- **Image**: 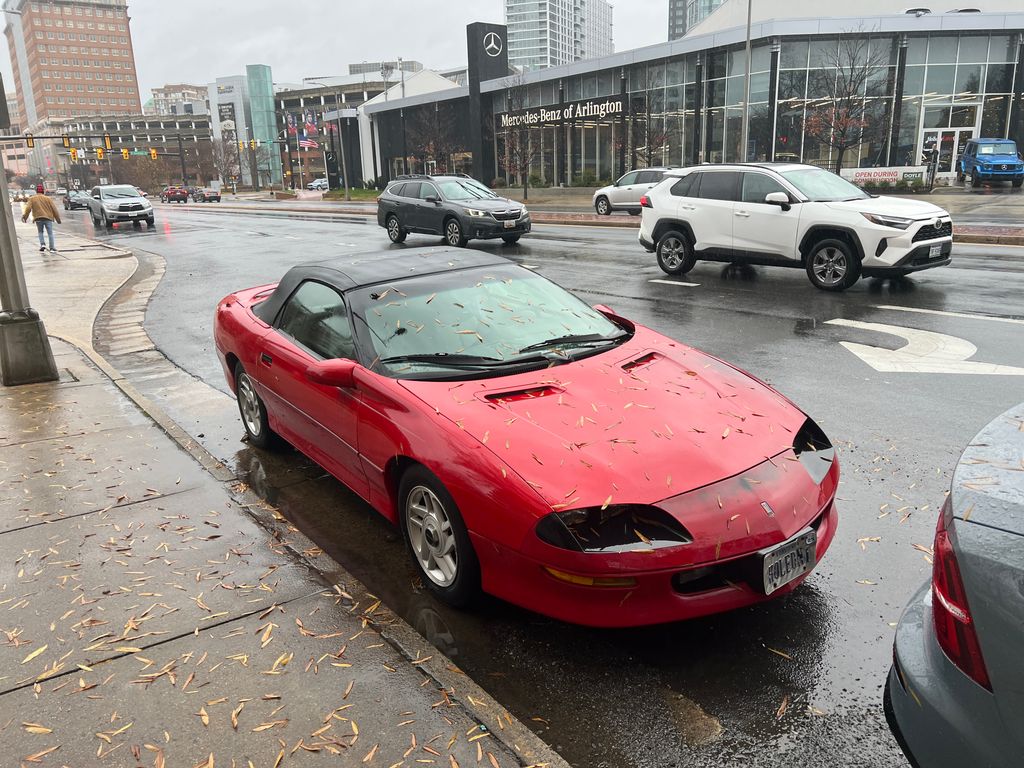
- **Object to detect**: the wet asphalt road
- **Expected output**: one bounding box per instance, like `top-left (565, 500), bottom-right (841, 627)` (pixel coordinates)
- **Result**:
top-left (70, 203), bottom-right (1024, 767)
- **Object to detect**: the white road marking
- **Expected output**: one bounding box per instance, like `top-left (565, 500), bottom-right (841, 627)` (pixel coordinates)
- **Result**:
top-left (826, 319), bottom-right (1024, 376)
top-left (874, 305), bottom-right (1024, 326)
top-left (649, 278), bottom-right (700, 288)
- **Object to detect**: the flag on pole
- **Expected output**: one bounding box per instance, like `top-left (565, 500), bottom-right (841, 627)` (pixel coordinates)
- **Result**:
top-left (299, 138), bottom-right (319, 149)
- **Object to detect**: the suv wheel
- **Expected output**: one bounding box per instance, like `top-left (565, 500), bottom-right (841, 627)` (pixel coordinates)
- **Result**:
top-left (386, 214), bottom-right (406, 243)
top-left (595, 196), bottom-right (611, 216)
top-left (971, 171), bottom-right (981, 188)
top-left (806, 238), bottom-right (860, 291)
top-left (656, 230), bottom-right (696, 276)
top-left (444, 217), bottom-right (467, 248)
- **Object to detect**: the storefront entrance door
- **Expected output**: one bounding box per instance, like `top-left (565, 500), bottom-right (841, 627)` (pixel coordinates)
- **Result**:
top-left (921, 128), bottom-right (976, 174)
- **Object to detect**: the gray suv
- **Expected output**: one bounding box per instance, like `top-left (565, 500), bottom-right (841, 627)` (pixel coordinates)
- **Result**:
top-left (87, 184), bottom-right (154, 229)
top-left (377, 175), bottom-right (531, 247)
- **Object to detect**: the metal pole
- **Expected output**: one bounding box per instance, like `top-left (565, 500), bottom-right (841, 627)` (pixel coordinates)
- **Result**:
top-left (739, 0), bottom-right (753, 162)
top-left (177, 134), bottom-right (187, 185)
top-left (337, 108), bottom-right (351, 201)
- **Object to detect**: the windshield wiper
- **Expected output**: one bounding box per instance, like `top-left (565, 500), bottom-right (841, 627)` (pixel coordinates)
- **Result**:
top-left (379, 353), bottom-right (508, 368)
top-left (518, 331), bottom-right (628, 354)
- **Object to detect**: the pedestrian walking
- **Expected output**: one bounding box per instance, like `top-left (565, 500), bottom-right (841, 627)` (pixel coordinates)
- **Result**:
top-left (22, 184), bottom-right (62, 252)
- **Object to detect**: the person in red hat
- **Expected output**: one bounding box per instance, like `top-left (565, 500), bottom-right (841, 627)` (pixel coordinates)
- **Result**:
top-left (22, 184), bottom-right (62, 252)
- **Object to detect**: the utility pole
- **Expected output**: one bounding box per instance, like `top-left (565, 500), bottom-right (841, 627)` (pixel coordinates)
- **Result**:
top-left (739, 0), bottom-right (753, 162)
top-left (176, 134), bottom-right (187, 185)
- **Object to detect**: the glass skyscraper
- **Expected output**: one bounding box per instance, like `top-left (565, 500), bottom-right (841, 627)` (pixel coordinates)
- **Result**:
top-left (505, 0), bottom-right (614, 71)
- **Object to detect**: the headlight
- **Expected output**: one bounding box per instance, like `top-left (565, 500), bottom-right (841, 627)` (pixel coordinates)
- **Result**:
top-left (860, 212), bottom-right (913, 230)
top-left (465, 208), bottom-right (489, 218)
top-left (520, 207), bottom-right (529, 218)
top-left (536, 504), bottom-right (692, 553)
top-left (103, 203), bottom-right (119, 211)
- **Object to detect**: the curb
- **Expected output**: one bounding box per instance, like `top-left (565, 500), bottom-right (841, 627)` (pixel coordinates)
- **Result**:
top-left (74, 244), bottom-right (571, 768)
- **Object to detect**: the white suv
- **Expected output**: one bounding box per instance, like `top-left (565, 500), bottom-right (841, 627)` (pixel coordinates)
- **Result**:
top-left (638, 163), bottom-right (953, 291)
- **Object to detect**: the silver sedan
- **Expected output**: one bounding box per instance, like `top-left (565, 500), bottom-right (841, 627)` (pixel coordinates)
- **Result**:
top-left (885, 401), bottom-right (1024, 767)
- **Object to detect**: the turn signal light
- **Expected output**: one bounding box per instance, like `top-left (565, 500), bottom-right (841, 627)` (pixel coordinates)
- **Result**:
top-left (543, 567), bottom-right (636, 588)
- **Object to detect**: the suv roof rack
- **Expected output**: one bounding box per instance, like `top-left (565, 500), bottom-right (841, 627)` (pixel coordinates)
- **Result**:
top-left (394, 174), bottom-right (431, 180)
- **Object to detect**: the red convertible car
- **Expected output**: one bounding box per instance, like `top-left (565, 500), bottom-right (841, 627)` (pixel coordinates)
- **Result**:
top-left (214, 248), bottom-right (838, 627)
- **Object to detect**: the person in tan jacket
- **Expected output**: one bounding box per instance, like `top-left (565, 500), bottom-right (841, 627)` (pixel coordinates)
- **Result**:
top-left (21, 184), bottom-right (62, 252)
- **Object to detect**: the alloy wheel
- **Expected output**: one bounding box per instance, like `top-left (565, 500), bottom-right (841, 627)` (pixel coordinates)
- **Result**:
top-left (660, 236), bottom-right (686, 270)
top-left (446, 221), bottom-right (462, 246)
top-left (596, 198), bottom-right (609, 215)
top-left (237, 374), bottom-right (263, 439)
top-left (405, 485), bottom-right (458, 587)
top-left (811, 246), bottom-right (847, 287)
top-left (387, 216), bottom-right (400, 240)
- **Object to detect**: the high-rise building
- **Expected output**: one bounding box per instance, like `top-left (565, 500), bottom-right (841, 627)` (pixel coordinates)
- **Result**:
top-left (686, 0), bottom-right (726, 31)
top-left (150, 84), bottom-right (209, 116)
top-left (208, 65), bottom-right (282, 187)
top-left (348, 60), bottom-right (422, 77)
top-left (3, 0), bottom-right (142, 126)
top-left (505, 0), bottom-right (613, 71)
top-left (668, 0), bottom-right (687, 39)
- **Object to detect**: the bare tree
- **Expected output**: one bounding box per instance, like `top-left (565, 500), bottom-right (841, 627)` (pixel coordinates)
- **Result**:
top-left (503, 76), bottom-right (540, 199)
top-left (408, 103), bottom-right (463, 174)
top-left (212, 138), bottom-right (241, 186)
top-left (803, 36), bottom-right (891, 173)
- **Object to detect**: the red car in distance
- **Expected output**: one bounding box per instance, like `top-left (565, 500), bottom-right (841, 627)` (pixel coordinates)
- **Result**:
top-left (213, 248), bottom-right (839, 627)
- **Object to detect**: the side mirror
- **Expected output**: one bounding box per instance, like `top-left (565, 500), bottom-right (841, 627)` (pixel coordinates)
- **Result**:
top-left (92, 194), bottom-right (100, 199)
top-left (425, 195), bottom-right (440, 204)
top-left (305, 358), bottom-right (357, 389)
top-left (765, 191), bottom-right (791, 211)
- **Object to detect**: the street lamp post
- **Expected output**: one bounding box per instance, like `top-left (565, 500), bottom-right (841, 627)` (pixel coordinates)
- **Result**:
top-left (739, 0), bottom-right (753, 162)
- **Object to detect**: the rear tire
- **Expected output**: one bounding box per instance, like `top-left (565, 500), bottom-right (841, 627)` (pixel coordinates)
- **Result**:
top-left (386, 214), bottom-right (406, 243)
top-left (956, 169), bottom-right (965, 184)
top-left (805, 237), bottom-right (860, 291)
top-left (234, 362), bottom-right (277, 450)
top-left (628, 209), bottom-right (640, 216)
top-left (656, 230), bottom-right (696, 276)
top-left (444, 217), bottom-right (467, 248)
top-left (501, 234), bottom-right (521, 245)
top-left (595, 196), bottom-right (610, 216)
top-left (399, 466), bottom-right (481, 608)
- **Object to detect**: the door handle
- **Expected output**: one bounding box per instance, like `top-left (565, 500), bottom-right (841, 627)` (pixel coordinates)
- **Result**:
top-left (260, 353), bottom-right (273, 366)
top-left (734, 211), bottom-right (751, 218)
top-left (679, 204), bottom-right (696, 211)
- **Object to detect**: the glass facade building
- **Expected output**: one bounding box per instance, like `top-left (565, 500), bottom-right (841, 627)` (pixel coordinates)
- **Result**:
top-left (505, 0), bottom-right (614, 71)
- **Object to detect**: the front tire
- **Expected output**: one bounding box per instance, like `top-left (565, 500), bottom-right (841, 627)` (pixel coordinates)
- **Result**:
top-left (501, 234), bottom-right (521, 245)
top-left (806, 237), bottom-right (860, 291)
top-left (595, 196), bottom-right (611, 216)
top-left (386, 214), bottom-right (406, 243)
top-left (146, 217), bottom-right (155, 227)
top-left (101, 211), bottom-right (112, 229)
top-left (656, 230), bottom-right (696, 275)
top-left (234, 363), bottom-right (277, 450)
top-left (971, 171), bottom-right (981, 188)
top-left (1013, 178), bottom-right (1023, 189)
top-left (444, 217), bottom-right (467, 248)
top-left (399, 466), bottom-right (480, 607)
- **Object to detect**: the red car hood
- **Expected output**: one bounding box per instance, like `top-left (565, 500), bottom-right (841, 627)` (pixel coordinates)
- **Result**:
top-left (398, 328), bottom-right (807, 511)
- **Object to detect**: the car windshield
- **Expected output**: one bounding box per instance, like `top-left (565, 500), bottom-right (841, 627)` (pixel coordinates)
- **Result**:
top-left (437, 179), bottom-right (498, 201)
top-left (349, 264), bottom-right (628, 379)
top-left (977, 142), bottom-right (1017, 155)
top-left (101, 185), bottom-right (142, 199)
top-left (780, 168), bottom-right (869, 201)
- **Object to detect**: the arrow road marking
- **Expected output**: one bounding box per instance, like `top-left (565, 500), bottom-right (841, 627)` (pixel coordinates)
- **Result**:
top-left (825, 319), bottom-right (1024, 376)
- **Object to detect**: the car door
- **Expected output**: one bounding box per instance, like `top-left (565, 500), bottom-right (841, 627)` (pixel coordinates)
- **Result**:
top-left (608, 171), bottom-right (640, 206)
top-left (691, 170), bottom-right (739, 253)
top-left (733, 171), bottom-right (801, 262)
top-left (398, 182), bottom-right (425, 231)
top-left (415, 181), bottom-right (445, 234)
top-left (256, 280), bottom-right (369, 498)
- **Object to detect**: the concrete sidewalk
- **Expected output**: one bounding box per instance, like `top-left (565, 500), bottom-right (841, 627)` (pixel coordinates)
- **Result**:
top-left (1, 219), bottom-right (566, 767)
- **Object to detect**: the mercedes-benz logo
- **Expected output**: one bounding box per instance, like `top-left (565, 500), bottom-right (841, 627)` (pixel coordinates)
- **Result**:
top-left (483, 31), bottom-right (503, 57)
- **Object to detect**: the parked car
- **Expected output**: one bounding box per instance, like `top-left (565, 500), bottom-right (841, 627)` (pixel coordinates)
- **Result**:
top-left (214, 248), bottom-right (839, 626)
top-left (55, 186), bottom-right (68, 196)
top-left (639, 163), bottom-right (954, 291)
top-left (63, 190), bottom-right (91, 210)
top-left (159, 186), bottom-right (189, 203)
top-left (192, 187), bottom-right (221, 202)
top-left (885, 401), bottom-right (1024, 767)
top-left (306, 177), bottom-right (329, 191)
top-left (957, 137), bottom-right (1024, 188)
top-left (87, 184), bottom-right (154, 228)
top-left (377, 174), bottom-right (531, 247)
top-left (593, 167), bottom-right (673, 215)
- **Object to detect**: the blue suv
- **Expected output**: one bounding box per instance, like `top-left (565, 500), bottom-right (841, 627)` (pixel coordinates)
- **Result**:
top-left (958, 138), bottom-right (1023, 188)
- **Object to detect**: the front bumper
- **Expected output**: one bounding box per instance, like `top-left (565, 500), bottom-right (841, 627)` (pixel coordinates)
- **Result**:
top-left (862, 238), bottom-right (952, 277)
top-left (104, 209), bottom-right (153, 222)
top-left (475, 497), bottom-right (838, 627)
top-left (886, 582), bottom-right (1014, 767)
top-left (468, 215), bottom-right (532, 240)
top-left (972, 166), bottom-right (1023, 180)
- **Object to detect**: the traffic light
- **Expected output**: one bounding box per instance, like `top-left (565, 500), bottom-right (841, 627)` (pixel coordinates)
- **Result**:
top-left (96, 147), bottom-right (104, 160)
top-left (249, 139), bottom-right (256, 150)
top-left (103, 133), bottom-right (112, 151)
top-left (238, 140), bottom-right (245, 151)
top-left (121, 148), bottom-right (129, 160)
top-left (61, 134), bottom-right (70, 148)
top-left (149, 148), bottom-right (158, 160)
top-left (25, 133), bottom-right (33, 148)
top-left (69, 148), bottom-right (78, 161)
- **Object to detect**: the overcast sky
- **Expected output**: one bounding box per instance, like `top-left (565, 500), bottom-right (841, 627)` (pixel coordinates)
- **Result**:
top-left (2, 0), bottom-right (670, 104)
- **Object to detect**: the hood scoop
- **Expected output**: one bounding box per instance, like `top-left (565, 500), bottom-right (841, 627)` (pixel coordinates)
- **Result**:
top-left (622, 352), bottom-right (660, 373)
top-left (485, 385), bottom-right (562, 404)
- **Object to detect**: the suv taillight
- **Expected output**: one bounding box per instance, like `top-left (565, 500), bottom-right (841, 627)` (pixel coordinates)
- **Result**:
top-left (932, 499), bottom-right (991, 690)
top-left (640, 194), bottom-right (652, 209)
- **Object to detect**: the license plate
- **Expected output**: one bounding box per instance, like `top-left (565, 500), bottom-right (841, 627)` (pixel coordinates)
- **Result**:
top-left (761, 528), bottom-right (817, 595)
top-left (504, 220), bottom-right (516, 229)
top-left (929, 244), bottom-right (941, 258)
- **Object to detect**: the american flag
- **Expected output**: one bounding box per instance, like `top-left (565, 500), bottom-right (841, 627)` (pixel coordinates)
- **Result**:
top-left (299, 138), bottom-right (319, 149)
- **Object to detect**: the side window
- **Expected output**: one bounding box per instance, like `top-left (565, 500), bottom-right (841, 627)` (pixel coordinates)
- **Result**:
top-left (635, 171), bottom-right (657, 184)
top-left (277, 281), bottom-right (355, 361)
top-left (400, 182), bottom-right (420, 198)
top-left (670, 173), bottom-right (698, 197)
top-left (740, 173), bottom-right (789, 204)
top-left (387, 183), bottom-right (405, 197)
top-left (617, 171), bottom-right (640, 186)
top-left (417, 182), bottom-right (439, 200)
top-left (697, 171), bottom-right (739, 202)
